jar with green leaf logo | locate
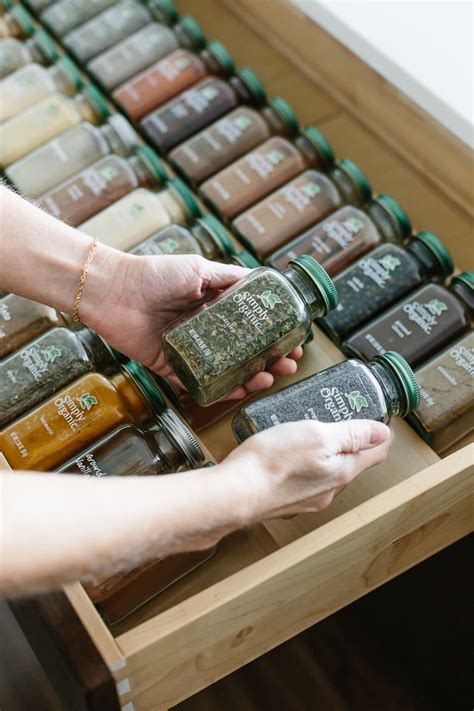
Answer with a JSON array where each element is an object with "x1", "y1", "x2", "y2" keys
[
  {"x1": 232, "y1": 351, "x2": 420, "y2": 442},
  {"x1": 162, "y1": 255, "x2": 338, "y2": 406}
]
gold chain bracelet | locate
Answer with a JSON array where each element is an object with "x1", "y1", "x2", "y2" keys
[{"x1": 73, "y1": 237, "x2": 99, "y2": 323}]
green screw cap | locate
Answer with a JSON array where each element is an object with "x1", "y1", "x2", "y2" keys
[
  {"x1": 83, "y1": 84, "x2": 111, "y2": 119},
  {"x1": 122, "y1": 360, "x2": 166, "y2": 413},
  {"x1": 233, "y1": 250, "x2": 261, "y2": 268},
  {"x1": 11, "y1": 5, "x2": 35, "y2": 35},
  {"x1": 33, "y1": 29, "x2": 60, "y2": 63},
  {"x1": 290, "y1": 255, "x2": 339, "y2": 314},
  {"x1": 170, "y1": 178, "x2": 202, "y2": 219},
  {"x1": 237, "y1": 67, "x2": 266, "y2": 106},
  {"x1": 148, "y1": 0, "x2": 179, "y2": 25},
  {"x1": 301, "y1": 126, "x2": 335, "y2": 168},
  {"x1": 57, "y1": 56, "x2": 84, "y2": 89},
  {"x1": 414, "y1": 230, "x2": 454, "y2": 278},
  {"x1": 339, "y1": 159, "x2": 372, "y2": 203},
  {"x1": 376, "y1": 351, "x2": 420, "y2": 415},
  {"x1": 158, "y1": 409, "x2": 205, "y2": 467},
  {"x1": 451, "y1": 271, "x2": 474, "y2": 292},
  {"x1": 198, "y1": 214, "x2": 235, "y2": 257},
  {"x1": 2, "y1": 0, "x2": 15, "y2": 10},
  {"x1": 180, "y1": 15, "x2": 206, "y2": 50},
  {"x1": 136, "y1": 145, "x2": 168, "y2": 185},
  {"x1": 269, "y1": 97, "x2": 299, "y2": 135},
  {"x1": 207, "y1": 41, "x2": 235, "y2": 77},
  {"x1": 375, "y1": 193, "x2": 412, "y2": 240}
]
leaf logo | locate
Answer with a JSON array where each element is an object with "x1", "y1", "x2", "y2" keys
[
  {"x1": 379, "y1": 255, "x2": 401, "y2": 272},
  {"x1": 345, "y1": 390, "x2": 368, "y2": 413},
  {"x1": 161, "y1": 237, "x2": 180, "y2": 254},
  {"x1": 78, "y1": 393, "x2": 98, "y2": 411},
  {"x1": 425, "y1": 299, "x2": 447, "y2": 317},
  {"x1": 258, "y1": 290, "x2": 282, "y2": 310},
  {"x1": 41, "y1": 345, "x2": 62, "y2": 363}
]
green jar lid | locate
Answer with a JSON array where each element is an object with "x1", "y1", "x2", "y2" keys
[
  {"x1": 11, "y1": 5, "x2": 35, "y2": 35},
  {"x1": 451, "y1": 270, "x2": 474, "y2": 291},
  {"x1": 290, "y1": 255, "x2": 339, "y2": 313},
  {"x1": 33, "y1": 29, "x2": 60, "y2": 62},
  {"x1": 413, "y1": 230, "x2": 454, "y2": 278},
  {"x1": 197, "y1": 214, "x2": 235, "y2": 257},
  {"x1": 122, "y1": 360, "x2": 166, "y2": 413},
  {"x1": 170, "y1": 178, "x2": 202, "y2": 219},
  {"x1": 375, "y1": 193, "x2": 412, "y2": 240},
  {"x1": 57, "y1": 56, "x2": 84, "y2": 89},
  {"x1": 376, "y1": 351, "x2": 420, "y2": 415},
  {"x1": 148, "y1": 0, "x2": 179, "y2": 25},
  {"x1": 158, "y1": 409, "x2": 205, "y2": 467},
  {"x1": 339, "y1": 159, "x2": 372, "y2": 203},
  {"x1": 207, "y1": 41, "x2": 235, "y2": 76},
  {"x1": 180, "y1": 15, "x2": 206, "y2": 50},
  {"x1": 136, "y1": 145, "x2": 168, "y2": 185},
  {"x1": 300, "y1": 126, "x2": 335, "y2": 168},
  {"x1": 2, "y1": 0, "x2": 15, "y2": 10},
  {"x1": 107, "y1": 113, "x2": 141, "y2": 150},
  {"x1": 269, "y1": 97, "x2": 299, "y2": 135},
  {"x1": 233, "y1": 250, "x2": 261, "y2": 268},
  {"x1": 83, "y1": 84, "x2": 111, "y2": 120},
  {"x1": 237, "y1": 67, "x2": 266, "y2": 106}
]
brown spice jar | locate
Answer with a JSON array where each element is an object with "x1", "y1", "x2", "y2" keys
[{"x1": 0, "y1": 295, "x2": 65, "y2": 358}]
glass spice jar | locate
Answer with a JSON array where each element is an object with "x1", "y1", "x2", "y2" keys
[
  {"x1": 0, "y1": 294, "x2": 66, "y2": 358},
  {"x1": 233, "y1": 159, "x2": 372, "y2": 260},
  {"x1": 88, "y1": 14, "x2": 206, "y2": 92},
  {"x1": 0, "y1": 56, "x2": 84, "y2": 122},
  {"x1": 79, "y1": 178, "x2": 201, "y2": 252},
  {"x1": 199, "y1": 125, "x2": 334, "y2": 223},
  {"x1": 115, "y1": 40, "x2": 235, "y2": 122},
  {"x1": 162, "y1": 255, "x2": 338, "y2": 406},
  {"x1": 5, "y1": 113, "x2": 140, "y2": 198},
  {"x1": 319, "y1": 230, "x2": 454, "y2": 342},
  {"x1": 168, "y1": 97, "x2": 300, "y2": 188},
  {"x1": 24, "y1": 0, "x2": 54, "y2": 12},
  {"x1": 140, "y1": 67, "x2": 266, "y2": 155},
  {"x1": 232, "y1": 351, "x2": 420, "y2": 442},
  {"x1": 130, "y1": 214, "x2": 236, "y2": 260},
  {"x1": 0, "y1": 83, "x2": 110, "y2": 168},
  {"x1": 230, "y1": 250, "x2": 262, "y2": 268},
  {"x1": 345, "y1": 271, "x2": 474, "y2": 367},
  {"x1": 62, "y1": 0, "x2": 178, "y2": 64},
  {"x1": 0, "y1": 360, "x2": 166, "y2": 471},
  {"x1": 267, "y1": 193, "x2": 411, "y2": 273},
  {"x1": 0, "y1": 326, "x2": 119, "y2": 428},
  {"x1": 38, "y1": 146, "x2": 168, "y2": 227},
  {"x1": 58, "y1": 408, "x2": 205, "y2": 476},
  {"x1": 41, "y1": 0, "x2": 125, "y2": 39},
  {"x1": 408, "y1": 331, "x2": 474, "y2": 453},
  {"x1": 0, "y1": 29, "x2": 59, "y2": 79},
  {"x1": 0, "y1": 4, "x2": 35, "y2": 40}
]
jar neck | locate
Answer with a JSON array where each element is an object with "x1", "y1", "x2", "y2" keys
[
  {"x1": 99, "y1": 123, "x2": 130, "y2": 156},
  {"x1": 49, "y1": 64, "x2": 76, "y2": 95},
  {"x1": 228, "y1": 75, "x2": 251, "y2": 104},
  {"x1": 166, "y1": 185, "x2": 194, "y2": 223},
  {"x1": 76, "y1": 93, "x2": 100, "y2": 124},
  {"x1": 368, "y1": 361, "x2": 404, "y2": 418},
  {"x1": 282, "y1": 264, "x2": 326, "y2": 319},
  {"x1": 147, "y1": 425, "x2": 184, "y2": 471},
  {"x1": 450, "y1": 281, "x2": 474, "y2": 317},
  {"x1": 260, "y1": 105, "x2": 289, "y2": 136},
  {"x1": 329, "y1": 164, "x2": 366, "y2": 206},
  {"x1": 26, "y1": 37, "x2": 45, "y2": 63},
  {"x1": 77, "y1": 328, "x2": 118, "y2": 375},
  {"x1": 173, "y1": 22, "x2": 192, "y2": 49},
  {"x1": 294, "y1": 134, "x2": 325, "y2": 169},
  {"x1": 112, "y1": 371, "x2": 154, "y2": 423},
  {"x1": 406, "y1": 239, "x2": 443, "y2": 280},
  {"x1": 129, "y1": 154, "x2": 157, "y2": 187},
  {"x1": 191, "y1": 223, "x2": 221, "y2": 259},
  {"x1": 366, "y1": 200, "x2": 406, "y2": 243}
]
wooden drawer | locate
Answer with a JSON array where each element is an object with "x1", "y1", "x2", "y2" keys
[{"x1": 9, "y1": 1, "x2": 473, "y2": 709}]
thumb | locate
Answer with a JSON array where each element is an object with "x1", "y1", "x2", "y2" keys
[
  {"x1": 321, "y1": 420, "x2": 391, "y2": 455},
  {"x1": 203, "y1": 261, "x2": 250, "y2": 291}
]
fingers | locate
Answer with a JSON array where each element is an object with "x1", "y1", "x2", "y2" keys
[
  {"x1": 203, "y1": 261, "x2": 250, "y2": 290},
  {"x1": 318, "y1": 419, "x2": 391, "y2": 456},
  {"x1": 268, "y1": 356, "x2": 298, "y2": 376},
  {"x1": 333, "y1": 436, "x2": 393, "y2": 487}
]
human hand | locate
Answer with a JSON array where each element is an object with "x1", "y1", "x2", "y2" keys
[
  {"x1": 81, "y1": 251, "x2": 303, "y2": 400},
  {"x1": 222, "y1": 419, "x2": 393, "y2": 520}
]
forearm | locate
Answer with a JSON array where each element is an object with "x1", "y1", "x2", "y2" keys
[{"x1": 0, "y1": 460, "x2": 256, "y2": 596}]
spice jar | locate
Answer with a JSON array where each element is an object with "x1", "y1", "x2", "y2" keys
[
  {"x1": 267, "y1": 193, "x2": 411, "y2": 273},
  {"x1": 232, "y1": 351, "x2": 420, "y2": 441},
  {"x1": 0, "y1": 29, "x2": 59, "y2": 79},
  {"x1": 0, "y1": 84, "x2": 110, "y2": 168},
  {"x1": 162, "y1": 255, "x2": 338, "y2": 406},
  {"x1": 24, "y1": 0, "x2": 54, "y2": 12},
  {"x1": 345, "y1": 271, "x2": 474, "y2": 367},
  {"x1": 59, "y1": 408, "x2": 205, "y2": 476},
  {"x1": 130, "y1": 214, "x2": 235, "y2": 260},
  {"x1": 169, "y1": 97, "x2": 300, "y2": 189},
  {"x1": 408, "y1": 331, "x2": 474, "y2": 453},
  {"x1": 0, "y1": 4, "x2": 35, "y2": 40},
  {"x1": 63, "y1": 0, "x2": 178, "y2": 64},
  {"x1": 200, "y1": 125, "x2": 334, "y2": 223},
  {"x1": 230, "y1": 250, "x2": 262, "y2": 268},
  {"x1": 141, "y1": 67, "x2": 266, "y2": 155},
  {"x1": 320, "y1": 230, "x2": 454, "y2": 342},
  {"x1": 115, "y1": 40, "x2": 234, "y2": 122},
  {"x1": 5, "y1": 113, "x2": 139, "y2": 198},
  {"x1": 38, "y1": 146, "x2": 168, "y2": 227},
  {"x1": 89, "y1": 14, "x2": 206, "y2": 92},
  {"x1": 0, "y1": 294, "x2": 66, "y2": 358},
  {"x1": 41, "y1": 0, "x2": 121, "y2": 38},
  {"x1": 233, "y1": 159, "x2": 372, "y2": 260},
  {"x1": 0, "y1": 360, "x2": 166, "y2": 471},
  {"x1": 0, "y1": 56, "x2": 84, "y2": 122},
  {"x1": 0, "y1": 327, "x2": 119, "y2": 428},
  {"x1": 79, "y1": 178, "x2": 201, "y2": 252}
]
